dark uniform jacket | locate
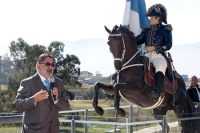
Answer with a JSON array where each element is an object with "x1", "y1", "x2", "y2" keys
[
  {"x1": 136, "y1": 24, "x2": 173, "y2": 53},
  {"x1": 187, "y1": 85, "x2": 200, "y2": 102}
]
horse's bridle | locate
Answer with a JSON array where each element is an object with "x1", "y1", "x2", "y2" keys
[
  {"x1": 109, "y1": 33, "x2": 144, "y2": 71},
  {"x1": 109, "y1": 33, "x2": 126, "y2": 62}
]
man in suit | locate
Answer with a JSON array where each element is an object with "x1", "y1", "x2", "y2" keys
[
  {"x1": 187, "y1": 75, "x2": 200, "y2": 112},
  {"x1": 187, "y1": 76, "x2": 200, "y2": 102},
  {"x1": 14, "y1": 53, "x2": 70, "y2": 133}
]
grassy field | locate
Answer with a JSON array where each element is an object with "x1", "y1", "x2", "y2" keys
[
  {"x1": 0, "y1": 99, "x2": 177, "y2": 133},
  {"x1": 0, "y1": 125, "x2": 21, "y2": 133},
  {"x1": 0, "y1": 99, "x2": 126, "y2": 133},
  {"x1": 69, "y1": 99, "x2": 113, "y2": 109}
]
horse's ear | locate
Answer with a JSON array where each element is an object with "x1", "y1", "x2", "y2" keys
[{"x1": 105, "y1": 26, "x2": 111, "y2": 34}]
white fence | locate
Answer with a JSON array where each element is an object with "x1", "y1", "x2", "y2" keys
[{"x1": 1, "y1": 105, "x2": 200, "y2": 133}]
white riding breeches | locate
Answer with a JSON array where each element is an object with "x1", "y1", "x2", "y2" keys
[{"x1": 145, "y1": 51, "x2": 167, "y2": 75}]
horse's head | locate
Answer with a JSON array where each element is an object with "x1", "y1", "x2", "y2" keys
[{"x1": 105, "y1": 25, "x2": 137, "y2": 71}]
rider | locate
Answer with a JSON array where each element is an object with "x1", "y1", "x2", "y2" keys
[{"x1": 136, "y1": 4, "x2": 173, "y2": 99}]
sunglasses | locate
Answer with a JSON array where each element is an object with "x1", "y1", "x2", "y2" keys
[{"x1": 40, "y1": 62, "x2": 56, "y2": 68}]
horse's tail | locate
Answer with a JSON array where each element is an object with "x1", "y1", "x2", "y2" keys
[{"x1": 175, "y1": 76, "x2": 200, "y2": 133}]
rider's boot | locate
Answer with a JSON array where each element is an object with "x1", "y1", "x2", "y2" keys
[{"x1": 151, "y1": 71, "x2": 165, "y2": 99}]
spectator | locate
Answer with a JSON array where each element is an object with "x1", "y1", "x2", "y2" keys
[
  {"x1": 187, "y1": 75, "x2": 200, "y2": 102},
  {"x1": 187, "y1": 75, "x2": 200, "y2": 112}
]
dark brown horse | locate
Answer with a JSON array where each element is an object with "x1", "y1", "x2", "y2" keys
[{"x1": 92, "y1": 25, "x2": 200, "y2": 132}]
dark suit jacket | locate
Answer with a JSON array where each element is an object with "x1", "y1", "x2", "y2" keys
[
  {"x1": 14, "y1": 73, "x2": 70, "y2": 133},
  {"x1": 187, "y1": 85, "x2": 200, "y2": 102}
]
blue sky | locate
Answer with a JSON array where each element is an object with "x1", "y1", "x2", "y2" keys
[{"x1": 0, "y1": 0, "x2": 200, "y2": 77}]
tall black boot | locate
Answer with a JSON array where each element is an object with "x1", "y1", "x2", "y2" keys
[{"x1": 151, "y1": 71, "x2": 165, "y2": 99}]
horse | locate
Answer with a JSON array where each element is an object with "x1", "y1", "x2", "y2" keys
[{"x1": 92, "y1": 25, "x2": 200, "y2": 132}]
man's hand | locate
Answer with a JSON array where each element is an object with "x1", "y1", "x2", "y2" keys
[
  {"x1": 145, "y1": 46, "x2": 155, "y2": 52},
  {"x1": 51, "y1": 87, "x2": 58, "y2": 100},
  {"x1": 33, "y1": 89, "x2": 49, "y2": 103}
]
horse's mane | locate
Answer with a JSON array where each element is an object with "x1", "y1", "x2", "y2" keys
[{"x1": 111, "y1": 25, "x2": 135, "y2": 41}]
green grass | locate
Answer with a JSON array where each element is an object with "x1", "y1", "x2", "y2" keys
[
  {"x1": 60, "y1": 125, "x2": 128, "y2": 133},
  {"x1": 0, "y1": 126, "x2": 21, "y2": 133},
  {"x1": 0, "y1": 99, "x2": 178, "y2": 132},
  {"x1": 0, "y1": 125, "x2": 128, "y2": 133},
  {"x1": 69, "y1": 99, "x2": 115, "y2": 109}
]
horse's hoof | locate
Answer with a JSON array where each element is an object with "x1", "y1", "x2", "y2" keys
[
  {"x1": 117, "y1": 108, "x2": 126, "y2": 117},
  {"x1": 95, "y1": 106, "x2": 104, "y2": 115}
]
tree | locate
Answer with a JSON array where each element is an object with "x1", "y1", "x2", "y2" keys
[
  {"x1": 0, "y1": 55, "x2": 13, "y2": 84},
  {"x1": 8, "y1": 38, "x2": 46, "y2": 91},
  {"x1": 2, "y1": 38, "x2": 80, "y2": 112},
  {"x1": 8, "y1": 38, "x2": 81, "y2": 91},
  {"x1": 48, "y1": 41, "x2": 81, "y2": 88},
  {"x1": 0, "y1": 89, "x2": 16, "y2": 112},
  {"x1": 0, "y1": 55, "x2": 14, "y2": 112}
]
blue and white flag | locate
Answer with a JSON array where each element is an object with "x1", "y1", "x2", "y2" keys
[{"x1": 123, "y1": 0, "x2": 149, "y2": 36}]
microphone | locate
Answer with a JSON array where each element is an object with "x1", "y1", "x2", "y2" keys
[{"x1": 50, "y1": 76, "x2": 56, "y2": 101}]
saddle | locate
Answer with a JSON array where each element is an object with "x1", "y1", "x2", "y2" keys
[{"x1": 143, "y1": 56, "x2": 178, "y2": 94}]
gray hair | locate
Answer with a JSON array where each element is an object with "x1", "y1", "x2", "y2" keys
[{"x1": 37, "y1": 53, "x2": 55, "y2": 64}]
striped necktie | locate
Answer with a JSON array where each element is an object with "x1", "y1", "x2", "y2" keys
[{"x1": 44, "y1": 79, "x2": 50, "y2": 91}]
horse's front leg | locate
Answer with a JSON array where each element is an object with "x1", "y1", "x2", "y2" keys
[
  {"x1": 113, "y1": 81, "x2": 141, "y2": 117},
  {"x1": 114, "y1": 83, "x2": 126, "y2": 117},
  {"x1": 93, "y1": 82, "x2": 113, "y2": 115}
]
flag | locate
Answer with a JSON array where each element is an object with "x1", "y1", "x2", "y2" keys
[
  {"x1": 123, "y1": 0, "x2": 149, "y2": 36},
  {"x1": 123, "y1": 0, "x2": 149, "y2": 55}
]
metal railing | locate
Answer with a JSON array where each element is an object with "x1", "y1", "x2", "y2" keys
[
  {"x1": 1, "y1": 105, "x2": 200, "y2": 133},
  {"x1": 0, "y1": 105, "x2": 168, "y2": 133}
]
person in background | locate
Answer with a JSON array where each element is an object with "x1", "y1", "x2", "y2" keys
[
  {"x1": 187, "y1": 75, "x2": 200, "y2": 112},
  {"x1": 136, "y1": 4, "x2": 173, "y2": 99},
  {"x1": 187, "y1": 76, "x2": 200, "y2": 102},
  {"x1": 14, "y1": 53, "x2": 70, "y2": 133}
]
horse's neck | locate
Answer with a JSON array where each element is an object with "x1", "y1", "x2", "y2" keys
[
  {"x1": 123, "y1": 48, "x2": 142, "y2": 65},
  {"x1": 122, "y1": 36, "x2": 142, "y2": 64}
]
